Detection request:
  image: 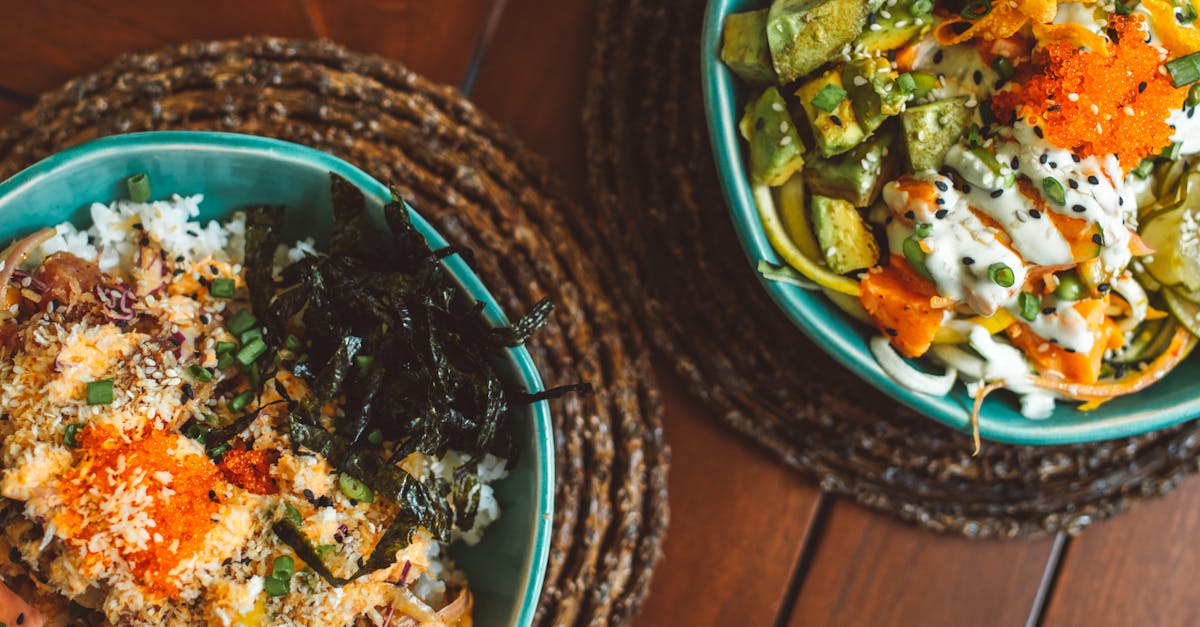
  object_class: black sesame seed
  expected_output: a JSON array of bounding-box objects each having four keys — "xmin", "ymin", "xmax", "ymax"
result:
[
  {"xmin": 1042, "ymin": 307, "xmax": 1057, "ymax": 315},
  {"xmin": 242, "ymin": 557, "xmax": 252, "ymax": 565},
  {"xmin": 936, "ymin": 197, "xmax": 946, "ymax": 205},
  {"xmin": 222, "ymin": 558, "xmax": 233, "ymax": 567},
  {"xmin": 1050, "ymin": 162, "xmax": 1058, "ymax": 169},
  {"xmin": 886, "ymin": 328, "xmax": 898, "ymax": 337},
  {"xmin": 1050, "ymin": 339, "xmax": 1059, "ymax": 344},
  {"xmin": 1119, "ymin": 197, "xmax": 1125, "ymax": 206},
  {"xmin": 973, "ymin": 70, "xmax": 983, "ymax": 85},
  {"xmin": 935, "ymin": 180, "xmax": 949, "ymax": 192},
  {"xmin": 935, "ymin": 209, "xmax": 949, "ymax": 219},
  {"xmin": 830, "ymin": 115, "xmax": 843, "ymax": 127},
  {"xmin": 990, "ymin": 189, "xmax": 1004, "ymax": 198},
  {"xmin": 172, "ymin": 268, "xmax": 184, "ymax": 276},
  {"xmin": 303, "ymin": 488, "xmax": 315, "ymax": 501},
  {"xmin": 139, "ymin": 236, "xmax": 150, "ymax": 247},
  {"xmin": 962, "ymin": 256, "xmax": 976, "ymax": 265},
  {"xmin": 1087, "ymin": 175, "xmax": 1100, "ymax": 185},
  {"xmin": 1030, "ymin": 209, "xmax": 1042, "ymax": 219},
  {"xmin": 1047, "ymin": 104, "xmax": 1061, "ymax": 112},
  {"xmin": 1092, "ymin": 233, "xmax": 1104, "ymax": 245},
  {"xmin": 199, "ymin": 314, "xmax": 210, "ymax": 324},
  {"xmin": 0, "ymin": 413, "xmax": 7, "ymax": 421},
  {"xmin": 1139, "ymin": 81, "xmax": 1148, "ymax": 93},
  {"xmin": 349, "ymin": 499, "xmax": 358, "ymax": 507},
  {"xmin": 1039, "ymin": 154, "xmax": 1049, "ymax": 164},
  {"xmin": 755, "ymin": 117, "xmax": 765, "ymax": 131},
  {"xmin": 1010, "ymin": 156, "xmax": 1020, "ymax": 170},
  {"xmin": 1072, "ymin": 204, "xmax": 1087, "ymax": 213},
  {"xmin": 1069, "ymin": 179, "xmax": 1079, "ymax": 189},
  {"xmin": 933, "ymin": 50, "xmax": 944, "ymax": 64},
  {"xmin": 1098, "ymin": 282, "xmax": 1112, "ymax": 293},
  {"xmin": 1034, "ymin": 126, "xmax": 1044, "ymax": 138},
  {"xmin": 1065, "ymin": 347, "xmax": 1077, "ymax": 354},
  {"xmin": 963, "ymin": 184, "xmax": 972, "ymax": 194},
  {"xmin": 905, "ymin": 210, "xmax": 916, "ymax": 219},
  {"xmin": 181, "ymin": 383, "xmax": 195, "ymax": 402},
  {"xmin": 175, "ymin": 255, "xmax": 185, "ymax": 263},
  {"xmin": 885, "ymin": 216, "xmax": 894, "ymax": 225},
  {"xmin": 1072, "ymin": 154, "xmax": 1081, "ymax": 163},
  {"xmin": 18, "ymin": 612, "xmax": 25, "ymax": 625}
]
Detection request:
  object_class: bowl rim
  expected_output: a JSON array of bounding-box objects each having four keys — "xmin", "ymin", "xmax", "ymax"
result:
[
  {"xmin": 0, "ymin": 130, "xmax": 555, "ymax": 626},
  {"xmin": 700, "ymin": 0, "xmax": 1200, "ymax": 445}
]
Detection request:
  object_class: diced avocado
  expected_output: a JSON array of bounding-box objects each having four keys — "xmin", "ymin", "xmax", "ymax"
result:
[
  {"xmin": 722, "ymin": 9, "xmax": 778, "ymax": 85},
  {"xmin": 855, "ymin": 1, "xmax": 932, "ymax": 53},
  {"xmin": 739, "ymin": 87, "xmax": 807, "ymax": 186},
  {"xmin": 767, "ymin": 0, "xmax": 871, "ymax": 85},
  {"xmin": 805, "ymin": 127, "xmax": 899, "ymax": 207},
  {"xmin": 900, "ymin": 97, "xmax": 972, "ymax": 171},
  {"xmin": 842, "ymin": 57, "xmax": 910, "ymax": 135},
  {"xmin": 796, "ymin": 68, "xmax": 867, "ymax": 158},
  {"xmin": 811, "ymin": 193, "xmax": 880, "ymax": 274}
]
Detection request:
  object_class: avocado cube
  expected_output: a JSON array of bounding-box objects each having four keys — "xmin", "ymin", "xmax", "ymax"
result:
[
  {"xmin": 796, "ymin": 68, "xmax": 867, "ymax": 158},
  {"xmin": 855, "ymin": 2, "xmax": 932, "ymax": 53},
  {"xmin": 804, "ymin": 127, "xmax": 899, "ymax": 207},
  {"xmin": 721, "ymin": 9, "xmax": 778, "ymax": 85},
  {"xmin": 811, "ymin": 193, "xmax": 880, "ymax": 274},
  {"xmin": 901, "ymin": 97, "xmax": 972, "ymax": 171},
  {"xmin": 739, "ymin": 87, "xmax": 807, "ymax": 186},
  {"xmin": 767, "ymin": 0, "xmax": 871, "ymax": 85},
  {"xmin": 842, "ymin": 57, "xmax": 910, "ymax": 135}
]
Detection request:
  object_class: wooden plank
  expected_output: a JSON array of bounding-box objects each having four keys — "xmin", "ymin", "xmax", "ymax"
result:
[
  {"xmin": 631, "ymin": 366, "xmax": 824, "ymax": 626},
  {"xmin": 787, "ymin": 499, "xmax": 1057, "ymax": 627},
  {"xmin": 469, "ymin": 0, "xmax": 594, "ymax": 192},
  {"xmin": 306, "ymin": 0, "xmax": 497, "ymax": 87},
  {"xmin": 0, "ymin": 0, "xmax": 311, "ymax": 97},
  {"xmin": 1042, "ymin": 477, "xmax": 1200, "ymax": 626}
]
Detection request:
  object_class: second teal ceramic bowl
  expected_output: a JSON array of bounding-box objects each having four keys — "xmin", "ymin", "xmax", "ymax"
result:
[
  {"xmin": 0, "ymin": 131, "xmax": 553, "ymax": 625},
  {"xmin": 701, "ymin": 0, "xmax": 1200, "ymax": 444}
]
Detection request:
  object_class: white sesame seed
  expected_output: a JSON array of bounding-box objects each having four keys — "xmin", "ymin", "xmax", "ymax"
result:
[{"xmin": 1068, "ymin": 93, "xmax": 1079, "ymax": 102}]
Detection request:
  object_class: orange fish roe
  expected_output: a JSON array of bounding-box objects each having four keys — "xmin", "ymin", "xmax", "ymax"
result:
[
  {"xmin": 218, "ymin": 446, "xmax": 280, "ymax": 495},
  {"xmin": 55, "ymin": 424, "xmax": 223, "ymax": 599},
  {"xmin": 991, "ymin": 14, "xmax": 1187, "ymax": 171}
]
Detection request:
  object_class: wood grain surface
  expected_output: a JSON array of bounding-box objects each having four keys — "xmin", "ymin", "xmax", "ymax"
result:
[{"xmin": 0, "ymin": 1, "xmax": 1197, "ymax": 625}]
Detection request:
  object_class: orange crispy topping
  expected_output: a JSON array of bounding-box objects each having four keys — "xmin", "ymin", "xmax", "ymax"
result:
[
  {"xmin": 991, "ymin": 14, "xmax": 1187, "ymax": 171},
  {"xmin": 218, "ymin": 446, "xmax": 280, "ymax": 495},
  {"xmin": 935, "ymin": 0, "xmax": 1058, "ymax": 46},
  {"xmin": 56, "ymin": 424, "xmax": 223, "ymax": 599}
]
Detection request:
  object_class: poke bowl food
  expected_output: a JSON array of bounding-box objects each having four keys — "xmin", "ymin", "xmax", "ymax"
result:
[
  {"xmin": 711, "ymin": 0, "xmax": 1200, "ymax": 446},
  {"xmin": 0, "ymin": 137, "xmax": 558, "ymax": 627}
]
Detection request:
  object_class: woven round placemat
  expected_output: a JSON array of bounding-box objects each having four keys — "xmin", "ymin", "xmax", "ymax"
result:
[
  {"xmin": 0, "ymin": 37, "xmax": 668, "ymax": 625},
  {"xmin": 582, "ymin": 0, "xmax": 1200, "ymax": 539}
]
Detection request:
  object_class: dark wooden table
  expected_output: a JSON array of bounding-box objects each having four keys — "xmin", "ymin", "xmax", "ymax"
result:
[{"xmin": 3, "ymin": 2, "xmax": 1198, "ymax": 625}]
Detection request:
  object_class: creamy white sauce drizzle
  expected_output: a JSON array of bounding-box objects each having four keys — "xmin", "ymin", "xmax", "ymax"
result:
[
  {"xmin": 912, "ymin": 39, "xmax": 999, "ymax": 103},
  {"xmin": 1169, "ymin": 105, "xmax": 1200, "ymax": 155}
]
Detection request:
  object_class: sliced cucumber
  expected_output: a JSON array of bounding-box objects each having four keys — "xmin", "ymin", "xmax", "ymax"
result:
[
  {"xmin": 1139, "ymin": 207, "xmax": 1200, "ymax": 289},
  {"xmin": 1108, "ymin": 317, "xmax": 1173, "ymax": 365},
  {"xmin": 1165, "ymin": 287, "xmax": 1200, "ymax": 338}
]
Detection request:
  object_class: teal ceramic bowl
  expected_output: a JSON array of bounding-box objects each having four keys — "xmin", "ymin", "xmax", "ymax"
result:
[
  {"xmin": 702, "ymin": 0, "xmax": 1200, "ymax": 444},
  {"xmin": 0, "ymin": 131, "xmax": 553, "ymax": 625}
]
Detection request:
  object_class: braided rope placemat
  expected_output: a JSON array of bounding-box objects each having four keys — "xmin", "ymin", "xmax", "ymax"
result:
[
  {"xmin": 0, "ymin": 37, "xmax": 668, "ymax": 625},
  {"xmin": 582, "ymin": 0, "xmax": 1200, "ymax": 539}
]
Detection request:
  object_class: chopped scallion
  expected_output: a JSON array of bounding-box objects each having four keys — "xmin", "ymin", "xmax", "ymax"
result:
[
  {"xmin": 960, "ymin": 0, "xmax": 993, "ymax": 19},
  {"xmin": 988, "ymin": 263, "xmax": 1015, "ymax": 288},
  {"xmin": 902, "ymin": 236, "xmax": 933, "ymax": 281},
  {"xmin": 209, "ymin": 278, "xmax": 235, "ymax": 299},
  {"xmin": 239, "ymin": 328, "xmax": 263, "ymax": 345},
  {"xmin": 271, "ymin": 555, "xmax": 295, "ymax": 579},
  {"xmin": 1132, "ymin": 158, "xmax": 1156, "ymax": 179},
  {"xmin": 1188, "ymin": 84, "xmax": 1200, "ymax": 108},
  {"xmin": 338, "ymin": 473, "xmax": 375, "ymax": 504},
  {"xmin": 216, "ymin": 341, "xmax": 237, "ymax": 355},
  {"xmin": 992, "ymin": 56, "xmax": 1015, "ymax": 80},
  {"xmin": 264, "ymin": 574, "xmax": 289, "ymax": 597},
  {"xmin": 810, "ymin": 84, "xmax": 848, "ymax": 113},
  {"xmin": 910, "ymin": 0, "xmax": 934, "ymax": 16},
  {"xmin": 284, "ymin": 504, "xmax": 302, "ymax": 526},
  {"xmin": 207, "ymin": 442, "xmax": 232, "ymax": 459},
  {"xmin": 64, "ymin": 423, "xmax": 82, "ymax": 448},
  {"xmin": 285, "ymin": 335, "xmax": 303, "ymax": 352},
  {"xmin": 367, "ymin": 429, "xmax": 383, "ymax": 445},
  {"xmin": 896, "ymin": 72, "xmax": 917, "ymax": 94},
  {"xmin": 228, "ymin": 390, "xmax": 254, "ymax": 413},
  {"xmin": 86, "ymin": 380, "xmax": 114, "ymax": 406},
  {"xmin": 1018, "ymin": 292, "xmax": 1040, "ymax": 321},
  {"xmin": 236, "ymin": 338, "xmax": 268, "ymax": 367},
  {"xmin": 1042, "ymin": 177, "xmax": 1066, "ymax": 205},
  {"xmin": 187, "ymin": 364, "xmax": 214, "ymax": 382},
  {"xmin": 1166, "ymin": 51, "xmax": 1200, "ymax": 88},
  {"xmin": 226, "ymin": 309, "xmax": 258, "ymax": 336},
  {"xmin": 126, "ymin": 173, "xmax": 151, "ymax": 203},
  {"xmin": 914, "ymin": 222, "xmax": 933, "ymax": 238},
  {"xmin": 1163, "ymin": 141, "xmax": 1184, "ymax": 161},
  {"xmin": 217, "ymin": 353, "xmax": 235, "ymax": 370},
  {"xmin": 1055, "ymin": 271, "xmax": 1084, "ymax": 301}
]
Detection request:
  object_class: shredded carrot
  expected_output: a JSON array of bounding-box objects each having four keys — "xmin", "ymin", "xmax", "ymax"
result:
[
  {"xmin": 219, "ymin": 446, "xmax": 280, "ymax": 495},
  {"xmin": 970, "ymin": 381, "xmax": 1006, "ymax": 456},
  {"xmin": 1032, "ymin": 326, "xmax": 1197, "ymax": 400},
  {"xmin": 992, "ymin": 14, "xmax": 1188, "ymax": 171},
  {"xmin": 55, "ymin": 424, "xmax": 223, "ymax": 599}
]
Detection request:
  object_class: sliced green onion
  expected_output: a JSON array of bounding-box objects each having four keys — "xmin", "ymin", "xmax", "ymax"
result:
[
  {"xmin": 285, "ymin": 335, "xmax": 303, "ymax": 352},
  {"xmin": 216, "ymin": 341, "xmax": 237, "ymax": 355},
  {"xmin": 1166, "ymin": 51, "xmax": 1200, "ymax": 88},
  {"xmin": 126, "ymin": 173, "xmax": 151, "ymax": 203},
  {"xmin": 207, "ymin": 442, "xmax": 232, "ymax": 460},
  {"xmin": 992, "ymin": 56, "xmax": 1015, "ymax": 80},
  {"xmin": 246, "ymin": 361, "xmax": 263, "ymax": 390},
  {"xmin": 338, "ymin": 473, "xmax": 375, "ymax": 504},
  {"xmin": 187, "ymin": 364, "xmax": 214, "ymax": 383},
  {"xmin": 1179, "ymin": 2, "xmax": 1198, "ymax": 24},
  {"xmin": 86, "ymin": 380, "xmax": 114, "ymax": 406},
  {"xmin": 1115, "ymin": 0, "xmax": 1142, "ymax": 15},
  {"xmin": 185, "ymin": 422, "xmax": 209, "ymax": 443},
  {"xmin": 896, "ymin": 72, "xmax": 917, "ymax": 94},
  {"xmin": 217, "ymin": 353, "xmax": 235, "ymax": 370},
  {"xmin": 316, "ymin": 544, "xmax": 337, "ymax": 557},
  {"xmin": 910, "ymin": 0, "xmax": 934, "ymax": 16},
  {"xmin": 810, "ymin": 84, "xmax": 848, "ymax": 113},
  {"xmin": 228, "ymin": 390, "xmax": 254, "ymax": 413},
  {"xmin": 914, "ymin": 222, "xmax": 933, "ymax": 238},
  {"xmin": 264, "ymin": 574, "xmax": 290, "ymax": 597},
  {"xmin": 1188, "ymin": 84, "xmax": 1200, "ymax": 108},
  {"xmin": 1163, "ymin": 141, "xmax": 1184, "ymax": 161},
  {"xmin": 988, "ymin": 263, "xmax": 1015, "ymax": 288},
  {"xmin": 284, "ymin": 503, "xmax": 303, "ymax": 525},
  {"xmin": 966, "ymin": 125, "xmax": 984, "ymax": 148},
  {"xmin": 271, "ymin": 555, "xmax": 295, "ymax": 579},
  {"xmin": 1018, "ymin": 292, "xmax": 1040, "ymax": 321},
  {"xmin": 1132, "ymin": 158, "xmax": 1156, "ymax": 179},
  {"xmin": 961, "ymin": 0, "xmax": 993, "ymax": 19},
  {"xmin": 236, "ymin": 338, "xmax": 267, "ymax": 367},
  {"xmin": 226, "ymin": 309, "xmax": 258, "ymax": 336},
  {"xmin": 239, "ymin": 328, "xmax": 263, "ymax": 345},
  {"xmin": 64, "ymin": 423, "xmax": 82, "ymax": 448},
  {"xmin": 902, "ymin": 237, "xmax": 933, "ymax": 281},
  {"xmin": 209, "ymin": 278, "xmax": 235, "ymax": 299},
  {"xmin": 367, "ymin": 429, "xmax": 383, "ymax": 445},
  {"xmin": 1042, "ymin": 177, "xmax": 1067, "ymax": 205},
  {"xmin": 1055, "ymin": 271, "xmax": 1084, "ymax": 301}
]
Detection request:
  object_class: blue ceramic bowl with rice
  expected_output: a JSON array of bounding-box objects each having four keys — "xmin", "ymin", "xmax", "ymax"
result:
[
  {"xmin": 0, "ymin": 131, "xmax": 553, "ymax": 625},
  {"xmin": 701, "ymin": 0, "xmax": 1200, "ymax": 445}
]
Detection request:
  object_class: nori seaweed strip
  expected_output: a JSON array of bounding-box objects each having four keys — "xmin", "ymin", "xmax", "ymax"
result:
[
  {"xmin": 488, "ymin": 298, "xmax": 555, "ymax": 347},
  {"xmin": 271, "ymin": 519, "xmax": 350, "ymax": 587},
  {"xmin": 382, "ymin": 200, "xmax": 434, "ymax": 270},
  {"xmin": 329, "ymin": 172, "xmax": 370, "ymax": 258},
  {"xmin": 191, "ymin": 400, "xmax": 286, "ymax": 455},
  {"xmin": 341, "ymin": 363, "xmax": 385, "ymax": 447},
  {"xmin": 243, "ymin": 205, "xmax": 285, "ymax": 328}
]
